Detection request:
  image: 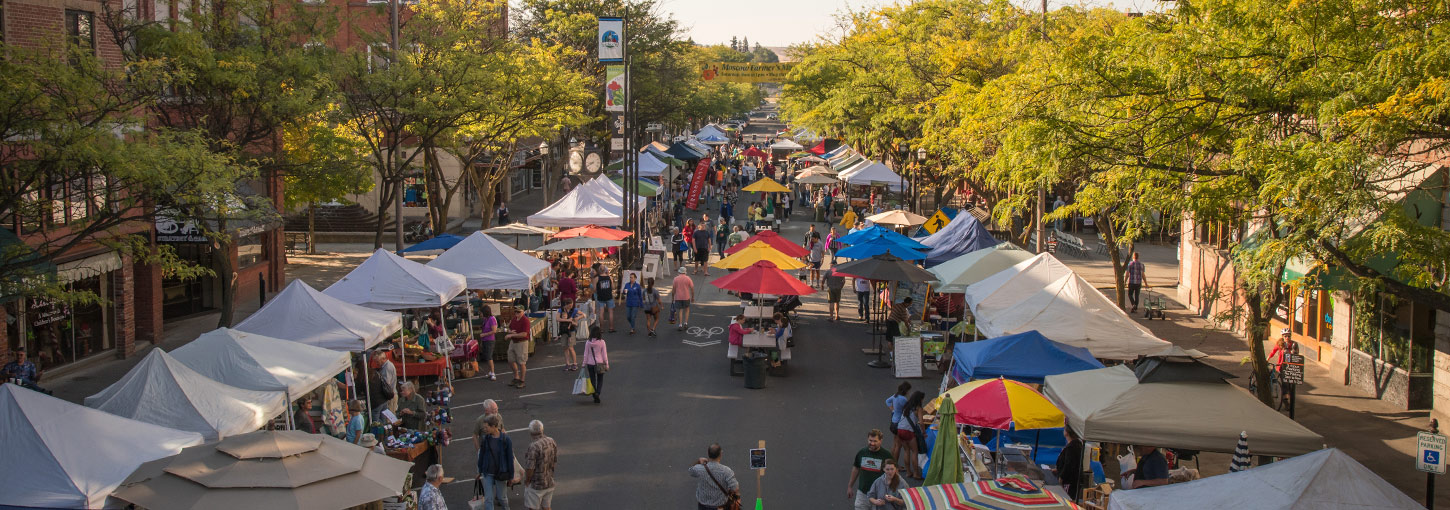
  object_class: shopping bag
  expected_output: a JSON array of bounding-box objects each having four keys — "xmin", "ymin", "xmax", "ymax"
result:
[
  {"xmin": 468, "ymin": 479, "xmax": 485, "ymax": 510},
  {"xmin": 572, "ymin": 372, "xmax": 590, "ymax": 395},
  {"xmin": 585, "ymin": 376, "xmax": 595, "ymax": 395}
]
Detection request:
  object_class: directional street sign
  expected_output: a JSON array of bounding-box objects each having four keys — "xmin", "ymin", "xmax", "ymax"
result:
[{"xmin": 1418, "ymin": 431, "xmax": 1447, "ymax": 474}]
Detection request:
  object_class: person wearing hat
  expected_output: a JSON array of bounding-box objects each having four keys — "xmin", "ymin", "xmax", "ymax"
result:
[
  {"xmin": 358, "ymin": 433, "xmax": 384, "ymax": 454},
  {"xmin": 671, "ymin": 266, "xmax": 695, "ymax": 330},
  {"xmin": 344, "ymin": 401, "xmax": 366, "ymax": 444}
]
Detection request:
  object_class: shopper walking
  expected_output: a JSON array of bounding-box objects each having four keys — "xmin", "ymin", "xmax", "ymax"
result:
[
  {"xmin": 593, "ymin": 264, "xmax": 616, "ymax": 332},
  {"xmin": 885, "ymin": 382, "xmax": 911, "ymax": 463},
  {"xmin": 847, "ymin": 429, "xmax": 895, "ymax": 510},
  {"xmin": 505, "ymin": 307, "xmax": 531, "ymax": 389},
  {"xmin": 643, "ymin": 278, "xmax": 663, "ymax": 337},
  {"xmin": 1126, "ymin": 251, "xmax": 1146, "ymax": 313},
  {"xmin": 854, "ymin": 277, "xmax": 872, "ymax": 320},
  {"xmin": 825, "ymin": 269, "xmax": 846, "ymax": 321},
  {"xmin": 476, "ymin": 413, "xmax": 514, "ymax": 510},
  {"xmin": 476, "ymin": 306, "xmax": 498, "ymax": 380},
  {"xmin": 558, "ymin": 300, "xmax": 582, "ymax": 371},
  {"xmin": 895, "ymin": 391, "xmax": 926, "ymax": 479},
  {"xmin": 523, "ymin": 420, "xmax": 558, "ymax": 510},
  {"xmin": 623, "ymin": 273, "xmax": 643, "ymax": 334},
  {"xmin": 672, "ymin": 267, "xmax": 696, "ymax": 330},
  {"xmin": 865, "ymin": 460, "xmax": 908, "ymax": 510},
  {"xmin": 582, "ymin": 325, "xmax": 610, "ymax": 404},
  {"xmin": 689, "ymin": 444, "xmax": 739, "ymax": 510}
]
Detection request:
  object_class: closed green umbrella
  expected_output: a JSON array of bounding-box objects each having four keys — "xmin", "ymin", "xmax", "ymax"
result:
[
  {"xmin": 611, "ymin": 177, "xmax": 659, "ymax": 197},
  {"xmin": 924, "ymin": 398, "xmax": 964, "ymax": 485}
]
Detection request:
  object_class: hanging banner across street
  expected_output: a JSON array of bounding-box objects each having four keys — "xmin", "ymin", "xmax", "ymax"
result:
[
  {"xmin": 700, "ymin": 62, "xmax": 795, "ymax": 83},
  {"xmin": 598, "ymin": 17, "xmax": 624, "ymax": 63},
  {"xmin": 604, "ymin": 65, "xmax": 626, "ymax": 112},
  {"xmin": 687, "ymin": 158, "xmax": 711, "ymax": 210}
]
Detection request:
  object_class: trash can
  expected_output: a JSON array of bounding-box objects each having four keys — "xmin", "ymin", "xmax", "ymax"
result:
[
  {"xmin": 814, "ymin": 206, "xmax": 825, "ymax": 222},
  {"xmin": 744, "ymin": 353, "xmax": 768, "ymax": 389}
]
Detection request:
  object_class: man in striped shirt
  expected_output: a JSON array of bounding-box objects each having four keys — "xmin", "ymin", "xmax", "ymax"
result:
[{"xmin": 1126, "ymin": 251, "xmax": 1146, "ymax": 313}]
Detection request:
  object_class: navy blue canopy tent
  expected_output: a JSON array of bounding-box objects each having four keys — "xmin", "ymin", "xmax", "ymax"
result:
[
  {"xmin": 919, "ymin": 212, "xmax": 998, "ymax": 267},
  {"xmin": 398, "ymin": 233, "xmax": 465, "ymax": 254},
  {"xmin": 951, "ymin": 330, "xmax": 1104, "ymax": 385},
  {"xmin": 667, "ymin": 142, "xmax": 706, "ymax": 161}
]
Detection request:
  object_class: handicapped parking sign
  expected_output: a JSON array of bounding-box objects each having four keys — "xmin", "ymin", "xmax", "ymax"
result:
[{"xmin": 1418, "ymin": 431, "xmax": 1447, "ymax": 474}]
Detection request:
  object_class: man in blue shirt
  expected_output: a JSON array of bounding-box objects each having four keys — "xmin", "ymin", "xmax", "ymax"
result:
[
  {"xmin": 1127, "ymin": 445, "xmax": 1172, "ymax": 489},
  {"xmin": 3, "ymin": 351, "xmax": 46, "ymax": 394}
]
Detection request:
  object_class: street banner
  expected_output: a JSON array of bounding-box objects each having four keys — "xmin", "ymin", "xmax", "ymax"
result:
[
  {"xmin": 687, "ymin": 158, "xmax": 711, "ymax": 210},
  {"xmin": 604, "ymin": 65, "xmax": 626, "ymax": 112},
  {"xmin": 598, "ymin": 18, "xmax": 624, "ymax": 62},
  {"xmin": 700, "ymin": 62, "xmax": 795, "ymax": 83}
]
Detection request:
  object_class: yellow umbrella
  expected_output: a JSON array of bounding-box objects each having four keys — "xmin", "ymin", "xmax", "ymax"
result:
[
  {"xmin": 742, "ymin": 178, "xmax": 790, "ymax": 193},
  {"xmin": 712, "ymin": 241, "xmax": 806, "ymax": 270}
]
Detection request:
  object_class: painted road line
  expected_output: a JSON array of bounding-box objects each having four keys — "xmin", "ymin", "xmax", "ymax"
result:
[{"xmin": 518, "ymin": 391, "xmax": 556, "ymax": 399}]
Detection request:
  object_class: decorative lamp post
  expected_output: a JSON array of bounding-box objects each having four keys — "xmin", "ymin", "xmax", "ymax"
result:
[
  {"xmin": 539, "ymin": 141, "xmax": 551, "ymax": 203},
  {"xmin": 916, "ymin": 146, "xmax": 928, "ymax": 214}
]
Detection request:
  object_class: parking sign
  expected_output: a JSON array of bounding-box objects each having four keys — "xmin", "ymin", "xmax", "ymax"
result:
[{"xmin": 1417, "ymin": 431, "xmax": 1447, "ymax": 474}]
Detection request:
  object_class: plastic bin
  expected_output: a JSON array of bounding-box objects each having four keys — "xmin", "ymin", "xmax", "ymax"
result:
[{"xmin": 744, "ymin": 353, "xmax": 768, "ymax": 389}]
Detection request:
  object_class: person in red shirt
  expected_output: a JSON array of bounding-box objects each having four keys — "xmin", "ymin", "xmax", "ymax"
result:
[
  {"xmin": 728, "ymin": 315, "xmax": 753, "ymax": 347},
  {"xmin": 506, "ymin": 308, "xmax": 532, "ymax": 389}
]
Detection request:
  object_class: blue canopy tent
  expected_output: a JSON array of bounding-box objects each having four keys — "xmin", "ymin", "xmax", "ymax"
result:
[
  {"xmin": 950, "ymin": 330, "xmax": 1104, "ymax": 385},
  {"xmin": 696, "ymin": 132, "xmax": 730, "ymax": 145},
  {"xmin": 834, "ymin": 238, "xmax": 926, "ymax": 260},
  {"xmin": 836, "ymin": 226, "xmax": 929, "ymax": 250},
  {"xmin": 919, "ymin": 212, "xmax": 998, "ymax": 267},
  {"xmin": 398, "ymin": 233, "xmax": 466, "ymax": 254}
]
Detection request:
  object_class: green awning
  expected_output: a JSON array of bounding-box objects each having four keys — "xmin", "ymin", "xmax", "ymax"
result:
[{"xmin": 611, "ymin": 177, "xmax": 659, "ymax": 197}]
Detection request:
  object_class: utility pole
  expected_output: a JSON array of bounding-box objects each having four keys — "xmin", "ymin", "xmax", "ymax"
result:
[
  {"xmin": 391, "ymin": 0, "xmax": 404, "ymax": 250},
  {"xmin": 1034, "ymin": 0, "xmax": 1048, "ymax": 253}
]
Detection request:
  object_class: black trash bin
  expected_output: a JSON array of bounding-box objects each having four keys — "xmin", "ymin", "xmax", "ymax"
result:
[
  {"xmin": 814, "ymin": 206, "xmax": 825, "ymax": 222},
  {"xmin": 744, "ymin": 353, "xmax": 768, "ymax": 389}
]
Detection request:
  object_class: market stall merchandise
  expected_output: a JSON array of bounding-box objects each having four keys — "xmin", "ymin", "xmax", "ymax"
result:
[
  {"xmin": 170, "ymin": 327, "xmax": 351, "ymax": 395},
  {"xmin": 949, "ymin": 331, "xmax": 1104, "ymax": 385},
  {"xmin": 235, "ymin": 280, "xmax": 403, "ymax": 352},
  {"xmin": 1106, "ymin": 448, "xmax": 1421, "ymax": 510},
  {"xmin": 1043, "ymin": 365, "xmax": 1324, "ymax": 457},
  {"xmin": 84, "ymin": 350, "xmax": 288, "ymax": 441},
  {"xmin": 0, "ymin": 385, "xmax": 204, "ymax": 509},
  {"xmin": 427, "ymin": 231, "xmax": 551, "ymax": 290},
  {"xmin": 323, "ymin": 248, "xmax": 467, "ymax": 310},
  {"xmin": 901, "ymin": 476, "xmax": 1079, "ymax": 510},
  {"xmin": 112, "ymin": 430, "xmax": 413, "ymax": 510}
]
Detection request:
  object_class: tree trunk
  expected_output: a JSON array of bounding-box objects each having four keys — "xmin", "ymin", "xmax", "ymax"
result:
[
  {"xmin": 374, "ymin": 179, "xmax": 399, "ymax": 249},
  {"xmin": 307, "ymin": 202, "xmax": 316, "ymax": 255},
  {"xmin": 1099, "ymin": 214, "xmax": 1128, "ymax": 310},
  {"xmin": 214, "ymin": 234, "xmax": 236, "ymax": 328},
  {"xmin": 1244, "ymin": 290, "xmax": 1277, "ymax": 406}
]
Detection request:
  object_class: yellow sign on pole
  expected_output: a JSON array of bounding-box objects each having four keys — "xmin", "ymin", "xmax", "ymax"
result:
[
  {"xmin": 700, "ymin": 62, "xmax": 796, "ymax": 83},
  {"xmin": 921, "ymin": 210, "xmax": 951, "ymax": 234}
]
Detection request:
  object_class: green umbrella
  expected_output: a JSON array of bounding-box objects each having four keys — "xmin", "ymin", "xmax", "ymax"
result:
[
  {"xmin": 611, "ymin": 177, "xmax": 659, "ymax": 197},
  {"xmin": 924, "ymin": 397, "xmax": 964, "ymax": 485}
]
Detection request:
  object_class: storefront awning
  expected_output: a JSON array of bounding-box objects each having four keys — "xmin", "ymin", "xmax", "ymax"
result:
[{"xmin": 56, "ymin": 252, "xmax": 122, "ymax": 284}]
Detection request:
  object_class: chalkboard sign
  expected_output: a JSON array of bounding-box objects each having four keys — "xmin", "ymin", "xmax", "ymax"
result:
[
  {"xmin": 1280, "ymin": 353, "xmax": 1305, "ymax": 385},
  {"xmin": 894, "ymin": 336, "xmax": 923, "ymax": 378},
  {"xmin": 749, "ymin": 448, "xmax": 767, "ymax": 469}
]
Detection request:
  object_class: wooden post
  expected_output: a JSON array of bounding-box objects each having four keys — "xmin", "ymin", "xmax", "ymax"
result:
[{"xmin": 756, "ymin": 439, "xmax": 766, "ymax": 509}]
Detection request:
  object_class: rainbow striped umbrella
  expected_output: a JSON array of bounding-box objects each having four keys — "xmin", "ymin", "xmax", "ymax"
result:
[{"xmin": 901, "ymin": 476, "xmax": 1080, "ymax": 510}]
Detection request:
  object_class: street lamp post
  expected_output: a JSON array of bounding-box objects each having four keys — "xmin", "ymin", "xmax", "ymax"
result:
[
  {"xmin": 538, "ymin": 141, "xmax": 550, "ymax": 204},
  {"xmin": 915, "ymin": 147, "xmax": 927, "ymax": 214}
]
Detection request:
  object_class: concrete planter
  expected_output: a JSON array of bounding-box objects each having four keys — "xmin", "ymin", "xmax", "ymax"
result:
[{"xmin": 1348, "ymin": 348, "xmax": 1432, "ymax": 410}]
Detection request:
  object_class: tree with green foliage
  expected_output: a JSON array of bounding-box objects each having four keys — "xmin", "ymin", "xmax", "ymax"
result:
[{"xmin": 280, "ymin": 110, "xmax": 373, "ymax": 254}]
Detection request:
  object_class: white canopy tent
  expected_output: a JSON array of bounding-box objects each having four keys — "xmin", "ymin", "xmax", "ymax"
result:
[
  {"xmin": 769, "ymin": 139, "xmax": 804, "ymax": 151},
  {"xmin": 634, "ymin": 151, "xmax": 671, "ymax": 177},
  {"xmin": 840, "ymin": 161, "xmax": 906, "ymax": 191},
  {"xmin": 928, "ymin": 243, "xmax": 1035, "ymax": 293},
  {"xmin": 322, "ymin": 248, "xmax": 466, "ymax": 310},
  {"xmin": 1107, "ymin": 448, "xmax": 1422, "ymax": 510},
  {"xmin": 427, "ymin": 231, "xmax": 551, "ymax": 290},
  {"xmin": 967, "ymin": 253, "xmax": 1170, "ymax": 359},
  {"xmin": 528, "ymin": 181, "xmax": 624, "ymax": 227},
  {"xmin": 169, "ymin": 327, "xmax": 351, "ymax": 396},
  {"xmin": 85, "ymin": 350, "xmax": 288, "ymax": 441},
  {"xmin": 684, "ymin": 138, "xmax": 712, "ymax": 155},
  {"xmin": 1044, "ymin": 366, "xmax": 1324, "ymax": 457},
  {"xmin": 0, "ymin": 385, "xmax": 204, "ymax": 509},
  {"xmin": 235, "ymin": 280, "xmax": 403, "ymax": 352},
  {"xmin": 697, "ymin": 124, "xmax": 727, "ymax": 138}
]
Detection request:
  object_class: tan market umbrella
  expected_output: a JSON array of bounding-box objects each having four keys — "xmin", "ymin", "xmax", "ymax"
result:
[
  {"xmin": 113, "ymin": 430, "xmax": 412, "ymax": 510},
  {"xmin": 867, "ymin": 209, "xmax": 929, "ymax": 226},
  {"xmin": 795, "ymin": 173, "xmax": 839, "ymax": 185}
]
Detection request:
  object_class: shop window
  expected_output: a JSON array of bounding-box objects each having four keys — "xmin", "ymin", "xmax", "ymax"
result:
[
  {"xmin": 237, "ymin": 233, "xmax": 264, "ymax": 268},
  {"xmin": 402, "ymin": 173, "xmax": 428, "ymax": 207},
  {"xmin": 18, "ymin": 274, "xmax": 113, "ymax": 371},
  {"xmin": 1193, "ymin": 218, "xmax": 1243, "ymax": 250},
  {"xmin": 65, "ymin": 10, "xmax": 95, "ymax": 59},
  {"xmin": 1356, "ymin": 292, "xmax": 1436, "ymax": 373}
]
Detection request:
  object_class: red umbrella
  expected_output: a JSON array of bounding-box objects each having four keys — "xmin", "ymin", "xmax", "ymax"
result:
[
  {"xmin": 742, "ymin": 147, "xmax": 770, "ymax": 159},
  {"xmin": 809, "ymin": 141, "xmax": 826, "ymax": 155},
  {"xmin": 710, "ymin": 261, "xmax": 817, "ymax": 295},
  {"xmin": 722, "ymin": 230, "xmax": 809, "ymax": 257},
  {"xmin": 553, "ymin": 225, "xmax": 632, "ymax": 240}
]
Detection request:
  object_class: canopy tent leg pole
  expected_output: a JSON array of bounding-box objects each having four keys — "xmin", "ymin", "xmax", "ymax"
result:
[
  {"xmin": 440, "ymin": 305, "xmax": 452, "ymax": 386},
  {"xmin": 359, "ymin": 360, "xmax": 372, "ymax": 424},
  {"xmin": 285, "ymin": 389, "xmax": 294, "ymax": 430}
]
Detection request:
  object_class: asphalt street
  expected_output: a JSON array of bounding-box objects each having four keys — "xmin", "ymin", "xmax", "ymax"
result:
[{"xmin": 438, "ymin": 184, "xmax": 922, "ymax": 508}]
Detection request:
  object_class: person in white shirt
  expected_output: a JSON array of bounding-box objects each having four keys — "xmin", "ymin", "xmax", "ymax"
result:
[{"xmin": 854, "ymin": 278, "xmax": 872, "ymax": 321}]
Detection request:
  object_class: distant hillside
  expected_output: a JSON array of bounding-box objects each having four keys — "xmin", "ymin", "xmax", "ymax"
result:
[{"xmin": 766, "ymin": 46, "xmax": 798, "ymax": 63}]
